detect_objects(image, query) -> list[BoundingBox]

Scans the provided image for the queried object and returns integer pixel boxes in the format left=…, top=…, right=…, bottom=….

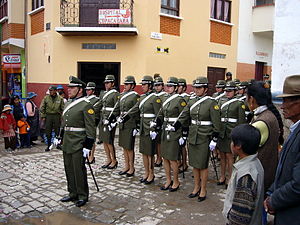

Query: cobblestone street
left=0, top=138, right=226, bottom=225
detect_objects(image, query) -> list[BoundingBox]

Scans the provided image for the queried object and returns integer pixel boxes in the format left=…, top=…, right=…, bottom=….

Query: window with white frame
left=211, top=0, right=231, bottom=23
left=161, top=0, right=179, bottom=16
left=32, top=0, right=44, bottom=11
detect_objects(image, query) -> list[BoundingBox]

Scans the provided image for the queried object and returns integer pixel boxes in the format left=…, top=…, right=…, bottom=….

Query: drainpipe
left=22, top=0, right=28, bottom=99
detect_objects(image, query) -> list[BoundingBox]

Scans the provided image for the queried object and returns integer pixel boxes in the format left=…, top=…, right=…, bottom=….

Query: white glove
left=150, top=121, right=157, bottom=128
left=209, top=140, right=217, bottom=151
left=82, top=148, right=90, bottom=158
left=53, top=137, right=61, bottom=146
left=150, top=131, right=157, bottom=140
left=103, top=119, right=109, bottom=125
left=165, top=124, right=175, bottom=132
left=110, top=122, right=117, bottom=128
left=132, top=129, right=139, bottom=136
left=179, top=137, right=186, bottom=146
left=117, top=117, right=124, bottom=123
left=26, top=127, right=30, bottom=132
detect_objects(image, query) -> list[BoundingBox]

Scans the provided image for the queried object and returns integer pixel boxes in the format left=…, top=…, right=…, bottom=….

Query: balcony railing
left=0, top=0, right=8, bottom=20
left=60, top=0, right=135, bottom=27
left=255, top=0, right=275, bottom=7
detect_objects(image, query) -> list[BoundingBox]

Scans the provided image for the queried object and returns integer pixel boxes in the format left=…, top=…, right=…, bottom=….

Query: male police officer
left=60, top=76, right=96, bottom=207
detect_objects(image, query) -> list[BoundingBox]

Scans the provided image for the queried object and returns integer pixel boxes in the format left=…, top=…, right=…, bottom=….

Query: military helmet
left=124, top=75, right=136, bottom=84
left=234, top=78, right=241, bottom=85
left=215, top=80, right=226, bottom=88
left=68, top=76, right=86, bottom=88
left=193, top=76, right=208, bottom=87
left=140, top=75, right=153, bottom=84
left=248, top=78, right=256, bottom=85
left=154, top=76, right=164, bottom=85
left=86, top=82, right=96, bottom=90
left=238, top=81, right=249, bottom=90
left=224, top=81, right=237, bottom=91
left=104, top=75, right=115, bottom=83
left=226, top=72, right=232, bottom=77
left=48, top=85, right=57, bottom=90
left=166, top=77, right=178, bottom=86
left=178, top=78, right=187, bottom=86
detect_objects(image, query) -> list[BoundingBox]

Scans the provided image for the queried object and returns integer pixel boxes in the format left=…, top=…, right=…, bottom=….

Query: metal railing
left=60, top=0, right=134, bottom=27
left=255, top=0, right=275, bottom=7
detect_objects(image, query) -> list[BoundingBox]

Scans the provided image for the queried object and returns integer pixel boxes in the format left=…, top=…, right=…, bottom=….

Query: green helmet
left=154, top=76, right=164, bottom=85
left=178, top=78, right=187, bottom=86
left=166, top=77, right=178, bottom=86
left=68, top=76, right=86, bottom=88
left=215, top=80, right=226, bottom=88
left=224, top=81, right=237, bottom=91
left=86, top=82, right=96, bottom=90
left=238, top=81, right=249, bottom=90
left=140, top=75, right=153, bottom=84
left=193, top=76, right=208, bottom=87
left=104, top=75, right=115, bottom=83
left=234, top=78, right=241, bottom=85
left=124, top=75, right=136, bottom=84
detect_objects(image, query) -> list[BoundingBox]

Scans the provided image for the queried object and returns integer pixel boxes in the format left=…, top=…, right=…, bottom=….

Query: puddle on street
left=1, top=211, right=107, bottom=225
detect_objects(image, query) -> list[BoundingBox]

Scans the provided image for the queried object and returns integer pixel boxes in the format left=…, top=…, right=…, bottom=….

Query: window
left=211, top=0, right=231, bottom=23
left=255, top=0, right=274, bottom=6
left=32, top=0, right=44, bottom=11
left=0, top=0, right=8, bottom=19
left=161, top=0, right=179, bottom=16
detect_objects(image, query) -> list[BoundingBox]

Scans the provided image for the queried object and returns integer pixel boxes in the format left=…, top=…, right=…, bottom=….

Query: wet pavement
left=0, top=137, right=227, bottom=225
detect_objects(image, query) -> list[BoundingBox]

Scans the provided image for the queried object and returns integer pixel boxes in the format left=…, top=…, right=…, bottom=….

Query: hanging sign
left=2, top=54, right=21, bottom=64
left=99, top=9, right=131, bottom=24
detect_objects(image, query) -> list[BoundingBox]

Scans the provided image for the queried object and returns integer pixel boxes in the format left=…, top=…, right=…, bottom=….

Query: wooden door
left=207, top=67, right=226, bottom=96
left=255, top=61, right=265, bottom=81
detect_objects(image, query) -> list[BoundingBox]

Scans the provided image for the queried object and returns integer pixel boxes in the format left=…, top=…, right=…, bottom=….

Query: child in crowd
left=17, top=115, right=31, bottom=148
left=223, top=124, right=264, bottom=225
left=0, top=105, right=17, bottom=151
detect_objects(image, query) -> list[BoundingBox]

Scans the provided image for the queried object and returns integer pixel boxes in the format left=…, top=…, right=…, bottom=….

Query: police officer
left=85, top=82, right=99, bottom=163
left=40, top=85, right=65, bottom=151
left=96, top=75, right=120, bottom=169
left=225, top=72, right=233, bottom=82
left=159, top=77, right=186, bottom=192
left=178, top=77, right=221, bottom=201
left=117, top=76, right=139, bottom=176
left=212, top=80, right=226, bottom=99
left=233, top=78, right=240, bottom=85
left=153, top=76, right=168, bottom=167
left=60, top=76, right=96, bottom=207
left=217, top=81, right=246, bottom=186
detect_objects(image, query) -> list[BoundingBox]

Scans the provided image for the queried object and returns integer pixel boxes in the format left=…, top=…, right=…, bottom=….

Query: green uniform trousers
left=45, top=114, right=61, bottom=140
left=63, top=151, right=89, bottom=201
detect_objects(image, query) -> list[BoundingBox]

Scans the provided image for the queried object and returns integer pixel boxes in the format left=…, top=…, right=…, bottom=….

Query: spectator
left=11, top=95, right=27, bottom=121
left=57, top=85, right=67, bottom=103
left=26, top=92, right=40, bottom=145
left=17, top=115, right=31, bottom=148
left=223, top=124, right=264, bottom=225
left=264, top=75, right=300, bottom=225
left=0, top=105, right=17, bottom=151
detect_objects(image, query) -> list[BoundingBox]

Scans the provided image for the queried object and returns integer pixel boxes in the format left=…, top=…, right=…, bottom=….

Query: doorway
left=78, top=62, right=120, bottom=95
left=207, top=67, right=226, bottom=96
left=255, top=61, right=266, bottom=81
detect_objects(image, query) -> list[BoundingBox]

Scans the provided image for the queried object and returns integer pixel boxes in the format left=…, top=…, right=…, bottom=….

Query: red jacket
left=0, top=112, right=16, bottom=131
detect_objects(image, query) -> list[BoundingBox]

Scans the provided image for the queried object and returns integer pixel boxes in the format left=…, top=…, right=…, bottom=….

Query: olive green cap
left=166, top=77, right=178, bottom=86
left=215, top=80, right=226, bottom=88
left=68, top=76, right=86, bottom=88
left=104, top=75, right=115, bottom=83
left=140, top=75, right=153, bottom=84
left=193, top=76, right=208, bottom=87
left=224, top=81, right=237, bottom=91
left=234, top=78, right=241, bottom=85
left=86, top=82, right=96, bottom=90
left=154, top=76, right=164, bottom=85
left=238, top=81, right=249, bottom=89
left=124, top=75, right=136, bottom=84
left=178, top=78, right=187, bottom=86
left=48, top=85, right=57, bottom=90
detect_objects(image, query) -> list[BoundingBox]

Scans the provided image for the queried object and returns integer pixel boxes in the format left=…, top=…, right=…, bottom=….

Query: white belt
left=191, top=120, right=212, bottom=126
left=103, top=107, right=114, bottom=111
left=140, top=113, right=156, bottom=118
left=164, top=117, right=177, bottom=122
left=65, top=127, right=86, bottom=132
left=221, top=118, right=237, bottom=123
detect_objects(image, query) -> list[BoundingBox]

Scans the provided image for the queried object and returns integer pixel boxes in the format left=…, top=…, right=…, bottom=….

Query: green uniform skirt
left=139, top=134, right=156, bottom=156
left=119, top=128, right=135, bottom=150
left=217, top=136, right=231, bottom=153
left=99, top=124, right=116, bottom=144
left=188, top=141, right=210, bottom=169
left=161, top=139, right=181, bottom=161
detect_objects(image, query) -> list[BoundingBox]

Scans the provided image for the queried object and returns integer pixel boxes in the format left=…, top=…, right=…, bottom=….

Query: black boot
left=45, top=138, right=51, bottom=152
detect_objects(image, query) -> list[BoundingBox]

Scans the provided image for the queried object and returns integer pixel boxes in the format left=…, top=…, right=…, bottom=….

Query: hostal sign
left=99, top=9, right=131, bottom=24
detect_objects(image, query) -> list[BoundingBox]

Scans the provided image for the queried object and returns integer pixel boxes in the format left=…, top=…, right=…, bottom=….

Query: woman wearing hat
left=0, top=105, right=17, bottom=151
left=177, top=77, right=221, bottom=201
left=217, top=81, right=246, bottom=186
left=117, top=76, right=139, bottom=176
left=26, top=92, right=39, bottom=145
left=159, top=77, right=186, bottom=192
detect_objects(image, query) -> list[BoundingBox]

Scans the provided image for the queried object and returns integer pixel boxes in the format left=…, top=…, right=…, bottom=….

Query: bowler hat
left=27, top=92, right=37, bottom=99
left=276, top=75, right=300, bottom=98
left=2, top=105, right=12, bottom=112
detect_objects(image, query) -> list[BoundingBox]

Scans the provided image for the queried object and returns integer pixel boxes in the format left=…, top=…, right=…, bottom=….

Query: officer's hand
left=132, top=129, right=139, bottom=136
left=110, top=122, right=117, bottom=129
left=150, top=121, right=157, bottom=128
left=103, top=119, right=110, bottom=125
left=179, top=137, right=187, bottom=146
left=82, top=148, right=90, bottom=158
left=150, top=131, right=157, bottom=140
left=209, top=140, right=217, bottom=151
left=165, top=124, right=175, bottom=132
left=117, top=117, right=124, bottom=124
left=53, top=137, right=61, bottom=146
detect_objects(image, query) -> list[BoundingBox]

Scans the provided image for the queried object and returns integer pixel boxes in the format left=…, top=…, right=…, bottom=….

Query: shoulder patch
left=214, top=105, right=219, bottom=110
left=88, top=109, right=94, bottom=114
left=181, top=101, right=187, bottom=107
left=241, top=104, right=246, bottom=109
left=156, top=98, right=161, bottom=103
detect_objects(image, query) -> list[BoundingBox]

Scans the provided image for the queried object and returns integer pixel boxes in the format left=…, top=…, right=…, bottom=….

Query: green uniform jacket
left=62, top=97, right=96, bottom=154
left=86, top=95, right=99, bottom=107
left=94, top=91, right=104, bottom=120
left=155, top=91, right=168, bottom=102
left=180, top=93, right=190, bottom=103
left=40, top=94, right=64, bottom=118
left=119, top=91, right=139, bottom=130
left=179, top=96, right=221, bottom=145
left=219, top=97, right=246, bottom=139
